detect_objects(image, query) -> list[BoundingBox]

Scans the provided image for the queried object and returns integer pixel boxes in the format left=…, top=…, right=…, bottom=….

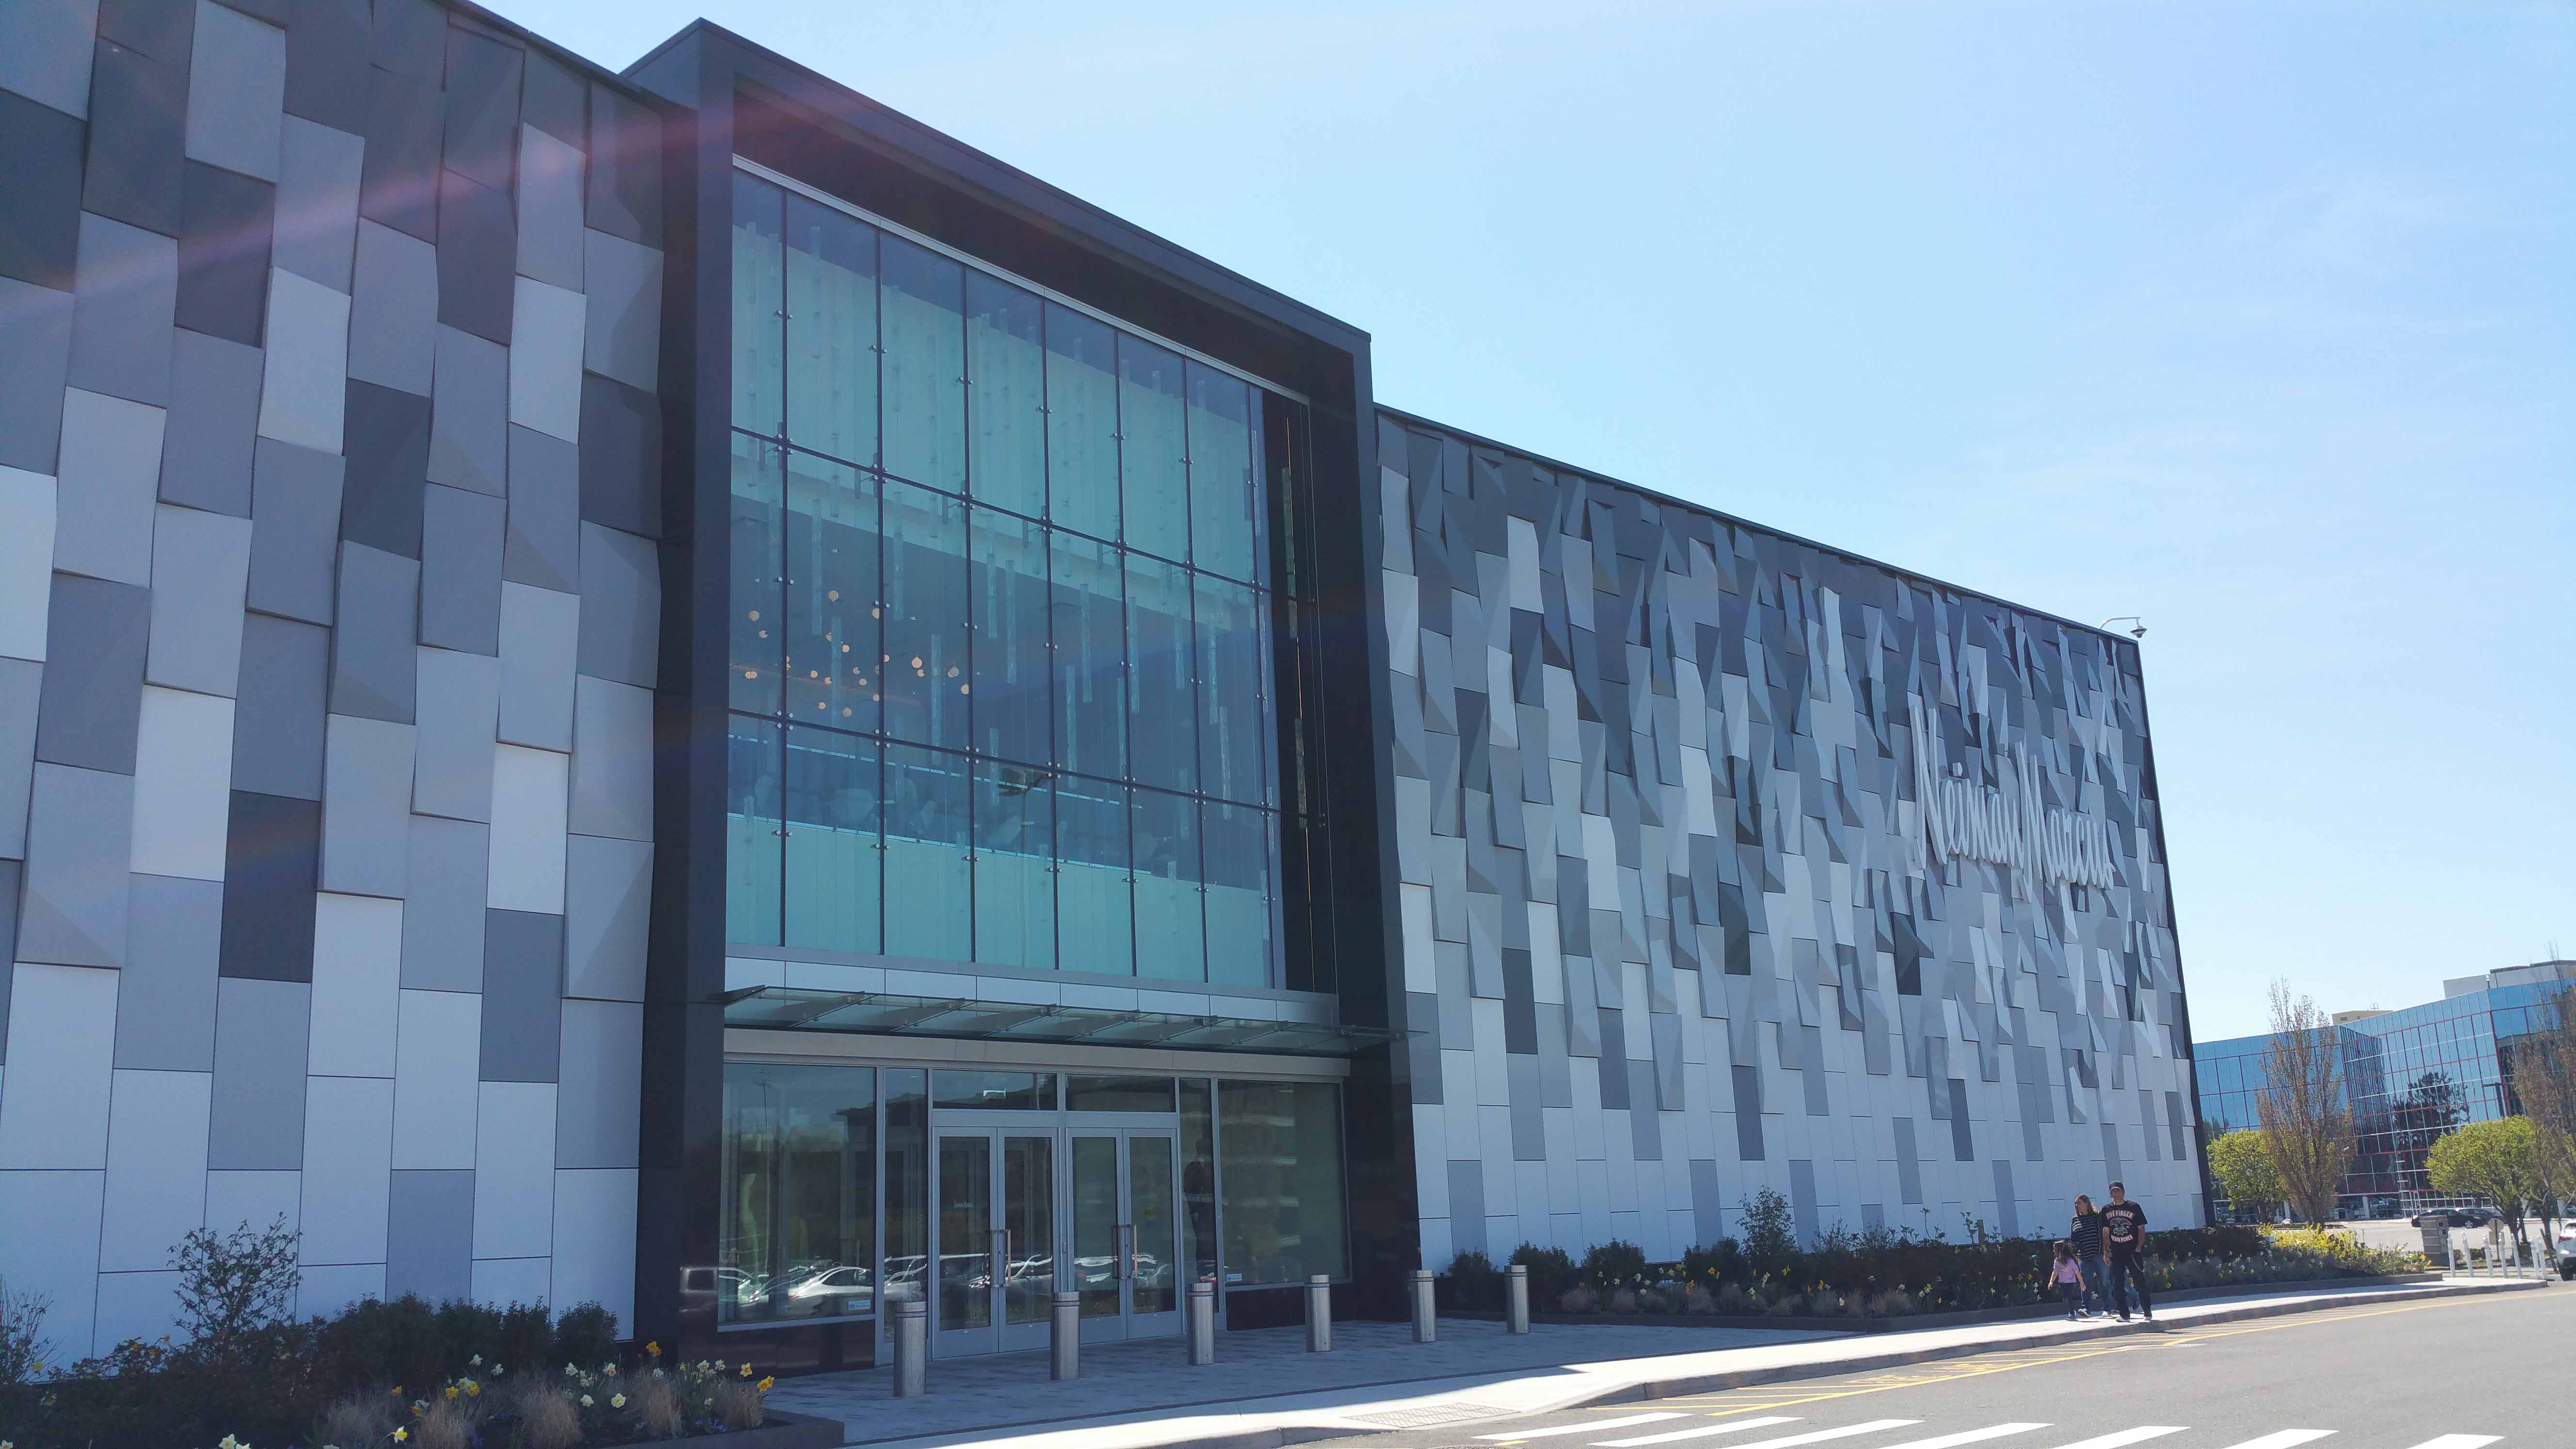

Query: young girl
left=2045, top=1240, right=2085, bottom=1320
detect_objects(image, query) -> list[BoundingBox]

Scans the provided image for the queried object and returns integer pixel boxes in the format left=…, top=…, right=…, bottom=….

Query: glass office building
left=0, top=0, right=2208, bottom=1373
left=2195, top=962, right=2574, bottom=1219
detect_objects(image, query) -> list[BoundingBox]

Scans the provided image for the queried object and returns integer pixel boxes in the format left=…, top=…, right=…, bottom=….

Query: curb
left=851, top=1277, right=2544, bottom=1449
left=1447, top=1271, right=2451, bottom=1334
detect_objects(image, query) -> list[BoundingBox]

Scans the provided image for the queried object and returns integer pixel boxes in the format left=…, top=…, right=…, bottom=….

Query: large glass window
left=784, top=195, right=876, bottom=465
left=1218, top=1081, right=1346, bottom=1285
left=720, top=1063, right=877, bottom=1324
left=727, top=170, right=1307, bottom=984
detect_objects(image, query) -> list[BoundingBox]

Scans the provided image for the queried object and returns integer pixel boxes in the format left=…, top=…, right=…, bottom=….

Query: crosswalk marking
left=2211, top=1434, right=2335, bottom=1449
left=2038, top=1431, right=2188, bottom=1449
left=1476, top=1413, right=1686, bottom=1441
left=1602, top=1422, right=1924, bottom=1449
left=1594, top=1416, right=1801, bottom=1447
left=2399, top=1438, right=2501, bottom=1449
left=1869, top=1427, right=2049, bottom=1449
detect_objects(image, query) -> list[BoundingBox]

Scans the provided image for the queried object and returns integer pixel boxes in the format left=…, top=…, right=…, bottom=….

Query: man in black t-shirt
left=2100, top=1180, right=2153, bottom=1321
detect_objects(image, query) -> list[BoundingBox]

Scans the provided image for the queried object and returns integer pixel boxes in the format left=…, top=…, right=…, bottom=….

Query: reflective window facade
left=717, top=1064, right=1343, bottom=1323
left=727, top=171, right=1316, bottom=987
left=2196, top=979, right=2567, bottom=1220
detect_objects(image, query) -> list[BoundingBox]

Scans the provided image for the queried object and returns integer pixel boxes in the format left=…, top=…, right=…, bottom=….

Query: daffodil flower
left=393, top=1432, right=408, bottom=1445
left=757, top=1376, right=775, bottom=1392
left=580, top=1394, right=595, bottom=1408
left=611, top=1393, right=627, bottom=1409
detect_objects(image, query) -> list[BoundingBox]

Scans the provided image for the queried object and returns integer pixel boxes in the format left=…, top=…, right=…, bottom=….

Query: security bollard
left=1051, top=1290, right=1080, bottom=1381
left=1411, top=1270, right=1436, bottom=1342
left=1305, top=1274, right=1332, bottom=1352
left=892, top=1299, right=927, bottom=1397
left=1506, top=1263, right=1531, bottom=1334
left=1188, top=1278, right=1217, bottom=1365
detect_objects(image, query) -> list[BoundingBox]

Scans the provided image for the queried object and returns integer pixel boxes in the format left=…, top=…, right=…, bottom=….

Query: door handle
left=1119, top=1223, right=1134, bottom=1281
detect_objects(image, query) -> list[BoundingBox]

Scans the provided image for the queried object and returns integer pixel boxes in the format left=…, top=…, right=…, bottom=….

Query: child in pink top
left=2045, top=1240, right=2085, bottom=1320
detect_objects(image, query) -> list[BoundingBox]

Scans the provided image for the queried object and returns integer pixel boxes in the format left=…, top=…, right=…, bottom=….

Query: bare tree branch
left=2257, top=979, right=2355, bottom=1225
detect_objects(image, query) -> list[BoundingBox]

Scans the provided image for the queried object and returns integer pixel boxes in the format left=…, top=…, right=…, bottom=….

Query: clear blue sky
left=511, top=0, right=2574, bottom=1040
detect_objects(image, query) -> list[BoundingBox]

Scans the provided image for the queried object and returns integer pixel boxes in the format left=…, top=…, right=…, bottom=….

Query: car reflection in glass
left=781, top=1262, right=874, bottom=1317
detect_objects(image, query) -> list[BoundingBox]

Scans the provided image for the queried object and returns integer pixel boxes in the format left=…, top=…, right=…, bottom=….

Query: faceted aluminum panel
left=52, top=387, right=166, bottom=587
left=0, top=470, right=58, bottom=664
left=256, top=267, right=349, bottom=453
left=425, top=327, right=507, bottom=497
left=159, top=329, right=265, bottom=516
left=80, top=37, right=188, bottom=240
left=67, top=215, right=178, bottom=410
left=273, top=115, right=363, bottom=292
left=401, top=814, right=488, bottom=993
left=419, top=483, right=503, bottom=654
left=0, top=0, right=102, bottom=120
left=1374, top=414, right=2204, bottom=1266
left=244, top=436, right=344, bottom=625
left=175, top=161, right=276, bottom=347
left=145, top=501, right=254, bottom=696
left=346, top=221, right=437, bottom=396
left=116, top=872, right=225, bottom=1070
left=35, top=574, right=151, bottom=775
left=183, top=0, right=287, bottom=183
left=0, top=278, right=78, bottom=474
left=129, top=685, right=236, bottom=880
left=232, top=613, right=330, bottom=799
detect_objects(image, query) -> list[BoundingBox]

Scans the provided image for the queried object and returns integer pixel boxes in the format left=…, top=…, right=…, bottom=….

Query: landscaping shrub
left=1511, top=1243, right=1578, bottom=1305
left=0, top=1214, right=701, bottom=1449
left=1739, top=1188, right=1798, bottom=1269
left=557, top=1302, right=623, bottom=1368
left=1581, top=1238, right=1648, bottom=1290
left=1446, top=1249, right=1502, bottom=1310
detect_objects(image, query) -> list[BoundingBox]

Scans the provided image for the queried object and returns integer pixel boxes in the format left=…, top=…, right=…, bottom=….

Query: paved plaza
left=767, top=1316, right=1835, bottom=1444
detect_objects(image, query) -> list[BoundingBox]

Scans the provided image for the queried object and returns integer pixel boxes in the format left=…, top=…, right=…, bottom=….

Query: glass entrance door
left=931, top=1130, right=1053, bottom=1357
left=1067, top=1128, right=1183, bottom=1342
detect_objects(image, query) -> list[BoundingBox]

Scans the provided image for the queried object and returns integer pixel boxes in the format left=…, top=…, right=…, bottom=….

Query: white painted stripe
left=1604, top=1422, right=1921, bottom=1449
left=2400, top=1438, right=2501, bottom=1449
left=1872, top=1428, right=2050, bottom=1449
left=1595, top=1417, right=1801, bottom=1447
left=2038, top=1431, right=2188, bottom=1449
left=2212, top=1434, right=2336, bottom=1449
left=1476, top=1414, right=1687, bottom=1441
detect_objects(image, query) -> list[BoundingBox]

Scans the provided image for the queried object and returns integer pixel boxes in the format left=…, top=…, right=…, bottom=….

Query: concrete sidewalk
left=770, top=1276, right=2544, bottom=1449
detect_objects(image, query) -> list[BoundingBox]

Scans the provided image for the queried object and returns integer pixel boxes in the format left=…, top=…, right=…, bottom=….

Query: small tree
left=2206, top=1128, right=2284, bottom=1221
left=2506, top=978, right=2576, bottom=1241
left=2426, top=1116, right=2544, bottom=1255
left=2256, top=980, right=2354, bottom=1224
left=1739, top=1187, right=1798, bottom=1267
left=172, top=1214, right=303, bottom=1354
left=0, top=1276, right=52, bottom=1384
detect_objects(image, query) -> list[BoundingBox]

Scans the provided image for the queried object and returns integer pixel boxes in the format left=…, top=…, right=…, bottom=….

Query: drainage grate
left=1351, top=1402, right=1513, bottom=1430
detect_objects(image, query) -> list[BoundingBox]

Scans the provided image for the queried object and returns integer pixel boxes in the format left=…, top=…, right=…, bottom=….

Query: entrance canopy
left=719, top=985, right=1403, bottom=1057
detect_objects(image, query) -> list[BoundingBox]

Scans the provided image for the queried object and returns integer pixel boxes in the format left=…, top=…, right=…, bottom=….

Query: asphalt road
left=1307, top=1285, right=2568, bottom=1449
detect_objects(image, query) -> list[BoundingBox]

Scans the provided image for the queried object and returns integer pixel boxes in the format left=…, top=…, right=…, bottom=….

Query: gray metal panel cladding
left=0, top=0, right=665, bottom=1353
left=1379, top=412, right=2202, bottom=1263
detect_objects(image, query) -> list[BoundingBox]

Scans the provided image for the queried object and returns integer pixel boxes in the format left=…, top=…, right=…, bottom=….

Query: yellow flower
left=611, top=1393, right=627, bottom=1409
left=605, top=1363, right=618, bottom=1376
left=390, top=1387, right=402, bottom=1397
left=444, top=1386, right=458, bottom=1401
left=757, top=1376, right=775, bottom=1392
left=393, top=1433, right=408, bottom=1445
left=740, top=1363, right=753, bottom=1377
left=646, top=1340, right=661, bottom=1357
left=464, top=1381, right=481, bottom=1397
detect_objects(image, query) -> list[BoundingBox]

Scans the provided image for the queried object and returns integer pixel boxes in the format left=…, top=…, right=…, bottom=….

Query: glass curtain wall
left=719, top=1065, right=1346, bottom=1323
left=728, top=170, right=1301, bottom=987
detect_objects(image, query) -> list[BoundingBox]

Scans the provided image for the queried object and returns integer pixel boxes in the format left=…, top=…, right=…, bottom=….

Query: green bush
left=1581, top=1239, right=1648, bottom=1290
left=1509, top=1243, right=1578, bottom=1305
left=498, top=1299, right=555, bottom=1376
left=1681, top=1237, right=1747, bottom=1285
left=1446, top=1250, right=1501, bottom=1310
left=435, top=1297, right=506, bottom=1371
left=315, top=1292, right=446, bottom=1394
left=555, top=1301, right=622, bottom=1368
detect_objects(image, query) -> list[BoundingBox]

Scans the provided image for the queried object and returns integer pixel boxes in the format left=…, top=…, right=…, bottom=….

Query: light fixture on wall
left=2099, top=616, right=2147, bottom=640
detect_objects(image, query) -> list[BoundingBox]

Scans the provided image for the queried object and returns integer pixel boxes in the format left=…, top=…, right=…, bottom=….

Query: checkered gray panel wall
left=0, top=0, right=661, bottom=1356
left=1372, top=417, right=2203, bottom=1271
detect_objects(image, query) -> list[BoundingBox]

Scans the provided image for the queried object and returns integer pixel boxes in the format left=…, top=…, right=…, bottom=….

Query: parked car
left=2557, top=1232, right=2575, bottom=1280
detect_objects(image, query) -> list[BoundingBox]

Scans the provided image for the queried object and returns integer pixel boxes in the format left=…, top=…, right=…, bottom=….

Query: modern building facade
left=0, top=0, right=2207, bottom=1372
left=2195, top=961, right=2574, bottom=1220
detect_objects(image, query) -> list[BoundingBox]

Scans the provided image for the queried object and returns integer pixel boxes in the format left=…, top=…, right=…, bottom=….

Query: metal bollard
left=891, top=1299, right=927, bottom=1397
left=1305, top=1274, right=1332, bottom=1352
left=1411, top=1269, right=1436, bottom=1342
left=1506, top=1263, right=1531, bottom=1334
left=1188, top=1278, right=1217, bottom=1365
left=1051, top=1290, right=1080, bottom=1381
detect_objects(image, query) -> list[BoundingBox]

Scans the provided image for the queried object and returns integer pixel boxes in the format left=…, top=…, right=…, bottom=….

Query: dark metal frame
left=626, top=22, right=1411, bottom=1371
